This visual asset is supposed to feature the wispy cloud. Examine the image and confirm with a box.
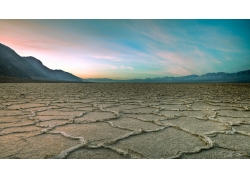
[90,55,122,62]
[104,64,134,70]
[120,65,134,70]
[105,65,117,69]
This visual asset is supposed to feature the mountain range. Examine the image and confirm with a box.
[87,69,250,82]
[0,43,83,82]
[0,43,249,83]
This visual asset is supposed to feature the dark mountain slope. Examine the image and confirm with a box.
[0,43,83,82]
[0,43,48,79]
[23,56,83,82]
[0,58,30,78]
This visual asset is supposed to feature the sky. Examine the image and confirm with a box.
[0,19,250,79]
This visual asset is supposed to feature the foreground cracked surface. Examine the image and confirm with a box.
[0,83,249,159]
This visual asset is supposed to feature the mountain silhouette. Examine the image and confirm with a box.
[23,56,83,82]
[0,43,83,82]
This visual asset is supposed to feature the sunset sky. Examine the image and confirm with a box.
[0,19,250,79]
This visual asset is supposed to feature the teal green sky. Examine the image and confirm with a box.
[0,20,249,79]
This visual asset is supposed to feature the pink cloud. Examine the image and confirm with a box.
[168,67,191,76]
[156,52,188,66]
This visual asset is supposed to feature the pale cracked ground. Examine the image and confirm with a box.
[0,83,250,159]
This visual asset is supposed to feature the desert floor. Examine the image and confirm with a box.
[0,83,250,159]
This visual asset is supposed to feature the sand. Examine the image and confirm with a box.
[0,83,249,159]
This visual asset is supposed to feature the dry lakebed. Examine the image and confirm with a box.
[0,83,250,159]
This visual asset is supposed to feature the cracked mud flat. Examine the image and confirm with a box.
[0,83,250,159]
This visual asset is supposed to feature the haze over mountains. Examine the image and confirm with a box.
[0,43,250,83]
[0,43,83,82]
[87,70,250,83]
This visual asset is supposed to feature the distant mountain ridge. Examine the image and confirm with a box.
[0,43,83,82]
[87,70,250,82]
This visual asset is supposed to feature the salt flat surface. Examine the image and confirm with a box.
[0,83,249,159]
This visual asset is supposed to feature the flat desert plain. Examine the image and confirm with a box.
[0,83,250,159]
